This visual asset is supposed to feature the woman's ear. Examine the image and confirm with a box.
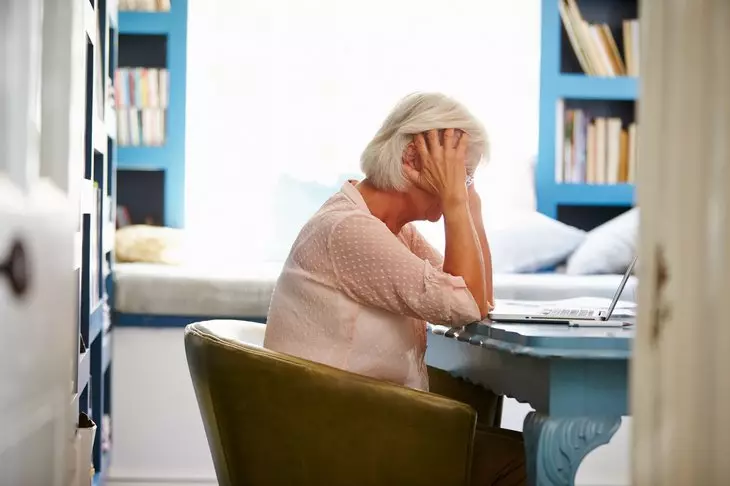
[402,142,421,184]
[402,142,418,170]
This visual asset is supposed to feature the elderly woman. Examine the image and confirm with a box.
[264,92,524,485]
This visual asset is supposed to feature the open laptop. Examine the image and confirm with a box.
[488,255,637,324]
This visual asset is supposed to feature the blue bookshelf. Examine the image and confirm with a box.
[114,146,173,170]
[554,74,637,100]
[117,10,173,33]
[74,0,117,484]
[536,0,638,225]
[539,182,635,207]
[118,0,187,228]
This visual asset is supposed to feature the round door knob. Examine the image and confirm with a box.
[0,239,30,298]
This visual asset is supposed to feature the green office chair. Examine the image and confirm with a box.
[185,320,502,486]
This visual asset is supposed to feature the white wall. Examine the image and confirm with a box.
[109,328,216,484]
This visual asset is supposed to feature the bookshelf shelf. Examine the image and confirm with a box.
[84,0,98,40]
[118,11,172,34]
[537,0,638,223]
[94,119,108,153]
[106,108,117,140]
[555,74,637,100]
[542,182,635,207]
[103,223,115,253]
[102,332,112,373]
[90,301,106,344]
[117,145,171,169]
[78,350,92,394]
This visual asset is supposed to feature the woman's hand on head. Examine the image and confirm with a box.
[404,128,470,208]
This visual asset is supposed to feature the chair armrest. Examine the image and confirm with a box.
[187,331,477,486]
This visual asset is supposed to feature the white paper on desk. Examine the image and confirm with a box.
[494,297,637,318]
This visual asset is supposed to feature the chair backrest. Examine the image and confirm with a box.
[184,320,476,486]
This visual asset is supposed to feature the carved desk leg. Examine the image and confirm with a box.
[523,412,622,486]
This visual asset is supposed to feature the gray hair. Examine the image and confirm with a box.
[360,92,489,191]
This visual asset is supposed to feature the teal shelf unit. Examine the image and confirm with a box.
[536,0,638,223]
[554,74,637,100]
[117,0,188,228]
[76,0,117,484]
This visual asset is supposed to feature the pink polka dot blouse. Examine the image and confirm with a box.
[264,182,481,390]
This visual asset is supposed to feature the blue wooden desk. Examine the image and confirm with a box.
[426,322,633,486]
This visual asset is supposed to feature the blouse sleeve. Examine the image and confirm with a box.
[400,223,444,269]
[328,213,481,326]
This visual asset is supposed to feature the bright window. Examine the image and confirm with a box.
[185,0,540,265]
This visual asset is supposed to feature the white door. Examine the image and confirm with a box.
[632,1,730,484]
[0,0,78,484]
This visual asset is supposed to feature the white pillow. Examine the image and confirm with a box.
[487,210,586,273]
[566,208,639,275]
[415,210,585,273]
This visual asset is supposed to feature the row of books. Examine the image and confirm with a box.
[115,68,169,109]
[116,108,166,147]
[119,0,170,11]
[556,106,638,185]
[559,0,640,77]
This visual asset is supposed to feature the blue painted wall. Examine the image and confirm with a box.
[118,0,187,228]
[536,0,637,219]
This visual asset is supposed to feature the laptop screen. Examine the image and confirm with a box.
[605,255,638,318]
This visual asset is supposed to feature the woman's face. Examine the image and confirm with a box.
[407,185,444,222]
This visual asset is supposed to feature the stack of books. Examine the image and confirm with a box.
[119,0,171,11]
[559,0,640,77]
[115,68,169,147]
[556,105,638,185]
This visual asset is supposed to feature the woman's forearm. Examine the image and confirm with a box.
[469,204,494,308]
[441,201,489,318]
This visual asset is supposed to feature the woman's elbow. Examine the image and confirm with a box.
[462,278,489,321]
[468,289,490,322]
[476,301,490,321]
[427,288,488,326]
[445,301,485,327]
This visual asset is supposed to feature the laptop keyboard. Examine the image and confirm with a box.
[541,308,597,318]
